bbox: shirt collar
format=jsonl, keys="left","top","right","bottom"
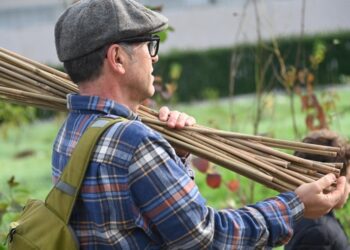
{"left": 66, "top": 93, "right": 139, "bottom": 120}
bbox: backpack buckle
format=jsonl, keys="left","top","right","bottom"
{"left": 4, "top": 222, "right": 18, "bottom": 245}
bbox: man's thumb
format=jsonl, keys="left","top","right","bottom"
{"left": 316, "top": 173, "right": 337, "bottom": 190}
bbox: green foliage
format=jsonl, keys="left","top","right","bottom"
{"left": 155, "top": 31, "right": 350, "bottom": 102}
{"left": 169, "top": 62, "right": 182, "bottom": 80}
{"left": 156, "top": 26, "right": 175, "bottom": 43}
{"left": 0, "top": 101, "right": 58, "bottom": 137}
{"left": 0, "top": 102, "right": 37, "bottom": 140}
{"left": 0, "top": 102, "right": 36, "bottom": 128}
{"left": 310, "top": 40, "right": 327, "bottom": 70}
{"left": 201, "top": 87, "right": 220, "bottom": 100}
{"left": 155, "top": 47, "right": 231, "bottom": 102}
{"left": 0, "top": 177, "right": 30, "bottom": 249}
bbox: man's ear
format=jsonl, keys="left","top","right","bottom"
{"left": 106, "top": 44, "right": 126, "bottom": 74}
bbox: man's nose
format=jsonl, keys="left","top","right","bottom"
{"left": 152, "top": 55, "right": 159, "bottom": 63}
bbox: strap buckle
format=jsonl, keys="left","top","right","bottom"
{"left": 4, "top": 222, "right": 18, "bottom": 245}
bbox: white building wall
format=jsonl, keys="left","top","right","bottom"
{"left": 0, "top": 0, "right": 349, "bottom": 65}
{"left": 160, "top": 0, "right": 350, "bottom": 52}
{"left": 0, "top": 0, "right": 67, "bottom": 64}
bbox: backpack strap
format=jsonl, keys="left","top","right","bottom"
{"left": 45, "top": 117, "right": 124, "bottom": 224}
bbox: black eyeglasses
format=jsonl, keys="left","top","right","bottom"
{"left": 116, "top": 35, "right": 160, "bottom": 57}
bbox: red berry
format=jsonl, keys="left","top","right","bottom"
{"left": 206, "top": 173, "right": 222, "bottom": 188}
{"left": 191, "top": 157, "right": 209, "bottom": 173}
{"left": 227, "top": 180, "right": 240, "bottom": 192}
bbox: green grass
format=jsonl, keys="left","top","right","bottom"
{"left": 0, "top": 118, "right": 62, "bottom": 200}
{"left": 1, "top": 85, "right": 350, "bottom": 246}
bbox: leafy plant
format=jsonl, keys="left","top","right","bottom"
{"left": 0, "top": 102, "right": 36, "bottom": 138}
{"left": 309, "top": 40, "right": 327, "bottom": 70}
{"left": 0, "top": 176, "right": 30, "bottom": 248}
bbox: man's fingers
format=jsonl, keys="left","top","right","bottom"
{"left": 167, "top": 110, "right": 180, "bottom": 128}
{"left": 171, "top": 113, "right": 196, "bottom": 128}
{"left": 185, "top": 116, "right": 196, "bottom": 126}
{"left": 295, "top": 174, "right": 347, "bottom": 219}
{"left": 157, "top": 106, "right": 196, "bottom": 129}
{"left": 158, "top": 106, "right": 170, "bottom": 121}
{"left": 326, "top": 176, "right": 346, "bottom": 204}
{"left": 315, "top": 173, "right": 337, "bottom": 191}
{"left": 174, "top": 113, "right": 187, "bottom": 128}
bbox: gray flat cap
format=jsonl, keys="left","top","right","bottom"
{"left": 55, "top": 0, "right": 168, "bottom": 61}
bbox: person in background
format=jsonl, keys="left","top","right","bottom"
{"left": 53, "top": 0, "right": 347, "bottom": 249}
{"left": 285, "top": 129, "right": 350, "bottom": 250}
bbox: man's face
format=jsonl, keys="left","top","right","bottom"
{"left": 122, "top": 42, "right": 159, "bottom": 103}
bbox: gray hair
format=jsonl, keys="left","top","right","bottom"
{"left": 63, "top": 43, "right": 135, "bottom": 83}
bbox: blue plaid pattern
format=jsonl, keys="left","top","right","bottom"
{"left": 52, "top": 94, "right": 304, "bottom": 249}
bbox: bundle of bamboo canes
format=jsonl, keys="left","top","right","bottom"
{"left": 0, "top": 47, "right": 343, "bottom": 192}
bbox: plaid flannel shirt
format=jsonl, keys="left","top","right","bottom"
{"left": 52, "top": 94, "right": 304, "bottom": 250}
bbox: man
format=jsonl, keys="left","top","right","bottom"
{"left": 285, "top": 130, "right": 350, "bottom": 250}
{"left": 53, "top": 0, "right": 347, "bottom": 249}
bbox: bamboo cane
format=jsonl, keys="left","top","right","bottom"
{"left": 0, "top": 60, "right": 68, "bottom": 97}
{"left": 0, "top": 47, "right": 70, "bottom": 80}
{"left": 0, "top": 75, "right": 42, "bottom": 94}
{"left": 0, "top": 47, "right": 344, "bottom": 192}
{"left": 141, "top": 117, "right": 340, "bottom": 153}
{"left": 261, "top": 141, "right": 338, "bottom": 157}
{"left": 0, "top": 51, "right": 77, "bottom": 93}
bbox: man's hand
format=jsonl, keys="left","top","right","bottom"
{"left": 295, "top": 173, "right": 346, "bottom": 219}
{"left": 158, "top": 106, "right": 196, "bottom": 129}
{"left": 158, "top": 106, "right": 196, "bottom": 157}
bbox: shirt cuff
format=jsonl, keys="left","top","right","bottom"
{"left": 278, "top": 191, "right": 304, "bottom": 224}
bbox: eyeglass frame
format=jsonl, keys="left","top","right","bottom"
{"left": 116, "top": 35, "right": 160, "bottom": 57}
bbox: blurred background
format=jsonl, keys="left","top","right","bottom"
{"left": 0, "top": 1, "right": 350, "bottom": 248}
{"left": 1, "top": 0, "right": 349, "bottom": 63}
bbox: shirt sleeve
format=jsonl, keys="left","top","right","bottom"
{"left": 128, "top": 135, "right": 304, "bottom": 249}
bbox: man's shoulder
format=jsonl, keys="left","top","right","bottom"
{"left": 104, "top": 118, "right": 161, "bottom": 145}
{"left": 89, "top": 119, "right": 161, "bottom": 165}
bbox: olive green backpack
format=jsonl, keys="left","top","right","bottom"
{"left": 6, "top": 117, "right": 122, "bottom": 250}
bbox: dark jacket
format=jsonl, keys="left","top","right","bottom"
{"left": 285, "top": 211, "right": 350, "bottom": 250}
